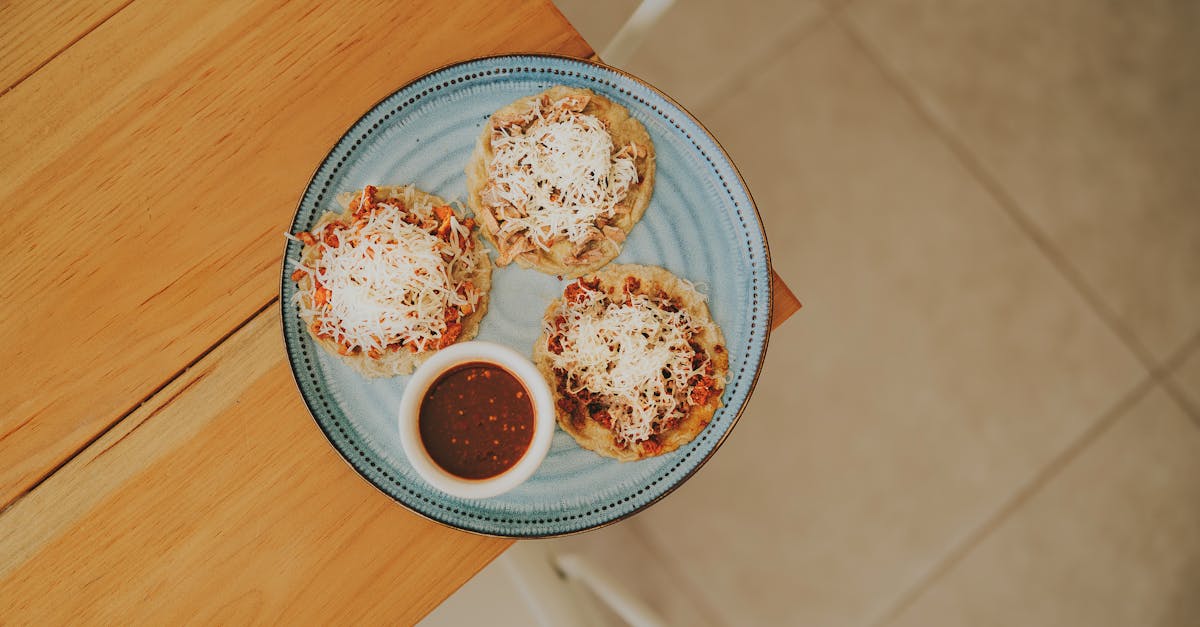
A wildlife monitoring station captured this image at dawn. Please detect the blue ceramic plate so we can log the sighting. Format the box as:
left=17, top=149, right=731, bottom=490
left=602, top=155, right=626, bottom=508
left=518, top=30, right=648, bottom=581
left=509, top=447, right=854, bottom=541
left=281, top=55, right=772, bottom=537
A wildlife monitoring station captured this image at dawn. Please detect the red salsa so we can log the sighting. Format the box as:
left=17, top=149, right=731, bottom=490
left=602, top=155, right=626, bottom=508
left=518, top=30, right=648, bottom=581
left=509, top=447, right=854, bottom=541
left=419, top=362, right=534, bottom=480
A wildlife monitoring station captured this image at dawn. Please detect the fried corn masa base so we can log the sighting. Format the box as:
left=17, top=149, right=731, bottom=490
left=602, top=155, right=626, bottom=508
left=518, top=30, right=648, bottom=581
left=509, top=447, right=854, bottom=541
left=294, top=185, right=493, bottom=378
left=533, top=264, right=728, bottom=461
left=466, top=86, right=656, bottom=278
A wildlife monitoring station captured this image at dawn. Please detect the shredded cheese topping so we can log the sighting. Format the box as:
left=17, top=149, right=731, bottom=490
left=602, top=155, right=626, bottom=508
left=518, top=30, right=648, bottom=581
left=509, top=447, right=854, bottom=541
left=487, top=97, right=639, bottom=249
left=547, top=283, right=713, bottom=445
left=292, top=187, right=484, bottom=355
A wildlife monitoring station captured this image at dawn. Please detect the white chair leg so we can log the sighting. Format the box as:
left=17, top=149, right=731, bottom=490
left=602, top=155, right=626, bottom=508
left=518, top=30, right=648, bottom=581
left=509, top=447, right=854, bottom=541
left=600, top=0, right=677, bottom=66
left=500, top=542, right=602, bottom=627
left=555, top=553, right=669, bottom=627
left=499, top=540, right=671, bottom=627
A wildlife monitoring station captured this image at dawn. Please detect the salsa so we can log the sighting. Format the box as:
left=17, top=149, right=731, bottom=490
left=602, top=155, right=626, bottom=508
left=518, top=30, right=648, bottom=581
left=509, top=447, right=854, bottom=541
left=418, top=362, right=534, bottom=480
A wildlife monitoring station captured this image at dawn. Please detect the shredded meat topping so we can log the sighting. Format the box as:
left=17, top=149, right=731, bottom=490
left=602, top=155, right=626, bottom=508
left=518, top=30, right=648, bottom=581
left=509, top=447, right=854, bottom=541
left=547, top=277, right=721, bottom=451
left=482, top=94, right=643, bottom=266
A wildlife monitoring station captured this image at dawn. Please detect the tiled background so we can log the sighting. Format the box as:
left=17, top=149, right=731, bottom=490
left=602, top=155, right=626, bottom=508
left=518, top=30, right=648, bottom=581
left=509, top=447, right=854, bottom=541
left=424, top=0, right=1200, bottom=624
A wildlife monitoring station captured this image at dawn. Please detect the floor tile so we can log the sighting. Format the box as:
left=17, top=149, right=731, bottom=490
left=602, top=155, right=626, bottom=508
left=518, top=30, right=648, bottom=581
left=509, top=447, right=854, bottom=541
left=419, top=558, right=538, bottom=627
left=620, top=22, right=1144, bottom=626
left=847, top=0, right=1200, bottom=362
left=552, top=0, right=641, bottom=53
left=1169, top=340, right=1200, bottom=416
left=572, top=0, right=827, bottom=111
left=884, top=387, right=1200, bottom=627
left=424, top=521, right=718, bottom=627
left=553, top=522, right=723, bottom=627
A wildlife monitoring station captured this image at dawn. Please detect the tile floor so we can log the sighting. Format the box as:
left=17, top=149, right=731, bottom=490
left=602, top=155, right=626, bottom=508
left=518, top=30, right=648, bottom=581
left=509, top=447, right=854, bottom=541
left=424, top=1, right=1200, bottom=624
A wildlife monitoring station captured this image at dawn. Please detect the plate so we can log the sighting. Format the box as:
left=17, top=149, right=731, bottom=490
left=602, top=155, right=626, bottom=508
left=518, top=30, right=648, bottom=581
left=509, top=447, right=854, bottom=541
left=281, top=54, right=772, bottom=537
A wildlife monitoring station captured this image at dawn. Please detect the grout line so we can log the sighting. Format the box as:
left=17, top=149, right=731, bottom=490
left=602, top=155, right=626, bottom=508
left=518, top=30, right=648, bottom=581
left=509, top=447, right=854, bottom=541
left=1157, top=329, right=1200, bottom=425
left=829, top=9, right=1197, bottom=622
left=0, top=0, right=139, bottom=98
left=1157, top=328, right=1200, bottom=375
left=832, top=0, right=1200, bottom=450
left=625, top=517, right=728, bottom=626
left=832, top=11, right=1162, bottom=377
left=869, top=375, right=1157, bottom=626
left=1161, top=377, right=1200, bottom=428
left=0, top=297, right=278, bottom=515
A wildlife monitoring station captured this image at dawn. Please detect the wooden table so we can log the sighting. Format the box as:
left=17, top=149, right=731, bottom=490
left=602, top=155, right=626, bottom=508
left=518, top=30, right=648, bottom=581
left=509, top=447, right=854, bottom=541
left=0, top=1, right=800, bottom=622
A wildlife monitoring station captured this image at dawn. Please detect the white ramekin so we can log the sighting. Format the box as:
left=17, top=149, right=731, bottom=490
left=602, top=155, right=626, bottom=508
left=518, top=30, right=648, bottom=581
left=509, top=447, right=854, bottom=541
left=398, top=341, right=555, bottom=499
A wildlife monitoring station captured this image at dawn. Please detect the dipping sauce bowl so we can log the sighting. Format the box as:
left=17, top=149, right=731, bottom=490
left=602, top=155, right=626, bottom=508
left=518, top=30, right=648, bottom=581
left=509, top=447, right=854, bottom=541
left=398, top=341, right=554, bottom=499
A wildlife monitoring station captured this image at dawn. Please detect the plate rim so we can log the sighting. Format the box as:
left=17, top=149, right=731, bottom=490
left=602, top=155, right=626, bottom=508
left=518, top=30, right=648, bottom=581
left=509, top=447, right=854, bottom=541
left=278, top=53, right=775, bottom=538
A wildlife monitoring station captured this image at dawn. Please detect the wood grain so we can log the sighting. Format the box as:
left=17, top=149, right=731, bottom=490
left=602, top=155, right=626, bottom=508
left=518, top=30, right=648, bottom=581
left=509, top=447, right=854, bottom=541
left=0, top=0, right=802, bottom=618
left=772, top=271, right=802, bottom=326
left=0, top=0, right=132, bottom=94
left=0, top=0, right=592, bottom=508
left=0, top=303, right=509, bottom=624
left=0, top=282, right=798, bottom=623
